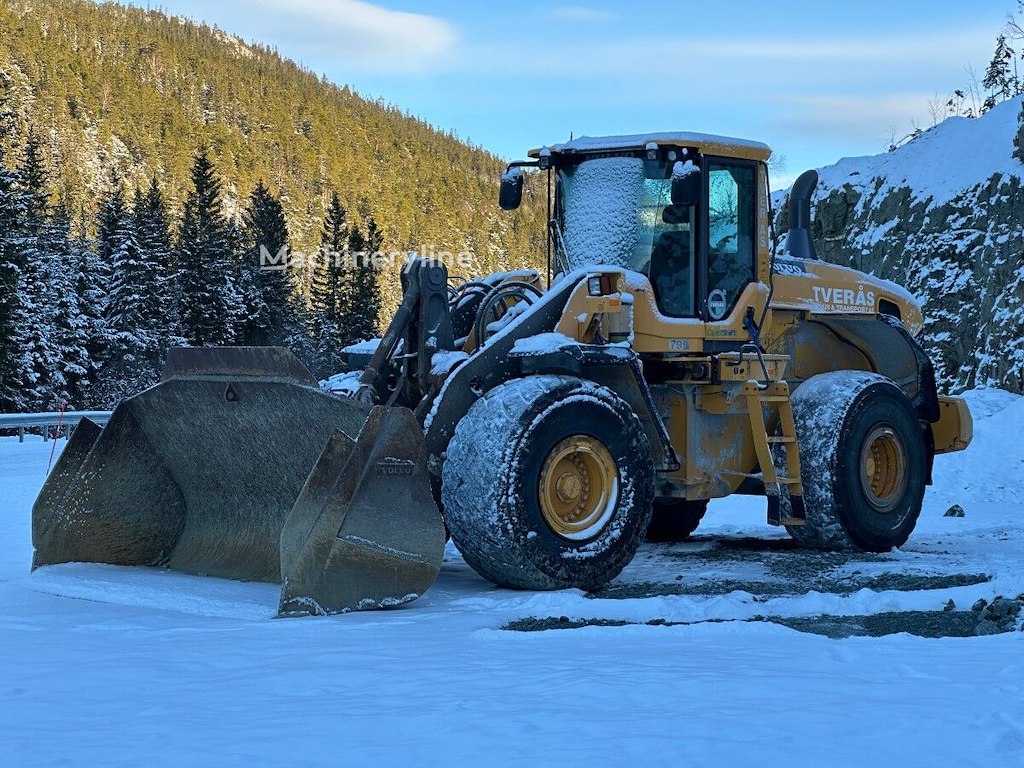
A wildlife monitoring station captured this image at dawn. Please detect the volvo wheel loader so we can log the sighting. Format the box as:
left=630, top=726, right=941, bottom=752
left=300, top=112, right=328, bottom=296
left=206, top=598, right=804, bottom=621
left=32, top=132, right=973, bottom=612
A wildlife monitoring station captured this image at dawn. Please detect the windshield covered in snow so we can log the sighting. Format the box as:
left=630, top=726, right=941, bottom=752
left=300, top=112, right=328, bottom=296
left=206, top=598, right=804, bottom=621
left=557, top=156, right=689, bottom=277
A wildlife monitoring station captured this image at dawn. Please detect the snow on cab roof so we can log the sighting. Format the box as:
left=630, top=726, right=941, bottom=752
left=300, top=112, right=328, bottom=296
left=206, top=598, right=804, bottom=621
left=528, top=132, right=772, bottom=162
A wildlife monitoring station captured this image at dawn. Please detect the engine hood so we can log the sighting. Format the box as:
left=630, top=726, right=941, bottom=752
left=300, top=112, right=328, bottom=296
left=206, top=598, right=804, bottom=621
left=770, top=255, right=924, bottom=335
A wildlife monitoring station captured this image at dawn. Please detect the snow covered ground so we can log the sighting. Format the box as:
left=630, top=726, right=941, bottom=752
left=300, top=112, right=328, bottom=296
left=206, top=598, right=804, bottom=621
left=1, top=389, right=1023, bottom=766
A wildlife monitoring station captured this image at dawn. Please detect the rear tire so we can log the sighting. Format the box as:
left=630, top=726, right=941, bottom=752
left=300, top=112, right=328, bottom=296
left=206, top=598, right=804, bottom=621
left=783, top=371, right=927, bottom=551
left=442, top=375, right=655, bottom=590
left=645, top=499, right=708, bottom=542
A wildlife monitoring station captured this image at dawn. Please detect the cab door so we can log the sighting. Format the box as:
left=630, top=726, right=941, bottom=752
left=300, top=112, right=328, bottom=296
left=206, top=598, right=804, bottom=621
left=701, top=158, right=758, bottom=324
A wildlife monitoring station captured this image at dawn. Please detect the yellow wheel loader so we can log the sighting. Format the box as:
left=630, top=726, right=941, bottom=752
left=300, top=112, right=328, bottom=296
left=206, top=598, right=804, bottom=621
left=32, top=132, right=973, bottom=613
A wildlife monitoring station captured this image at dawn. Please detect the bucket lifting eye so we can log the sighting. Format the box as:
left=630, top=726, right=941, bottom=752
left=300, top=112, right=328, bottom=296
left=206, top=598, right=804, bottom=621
left=224, top=384, right=240, bottom=403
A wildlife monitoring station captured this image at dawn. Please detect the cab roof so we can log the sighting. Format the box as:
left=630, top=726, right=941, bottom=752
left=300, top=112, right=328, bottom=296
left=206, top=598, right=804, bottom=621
left=528, top=131, right=772, bottom=163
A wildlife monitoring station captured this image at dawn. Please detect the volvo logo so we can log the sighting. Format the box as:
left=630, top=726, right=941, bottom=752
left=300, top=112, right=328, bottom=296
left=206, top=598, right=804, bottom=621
left=707, top=289, right=728, bottom=320
left=375, top=458, right=415, bottom=476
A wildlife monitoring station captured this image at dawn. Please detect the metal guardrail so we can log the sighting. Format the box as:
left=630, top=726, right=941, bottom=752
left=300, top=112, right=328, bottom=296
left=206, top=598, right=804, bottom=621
left=0, top=411, right=113, bottom=441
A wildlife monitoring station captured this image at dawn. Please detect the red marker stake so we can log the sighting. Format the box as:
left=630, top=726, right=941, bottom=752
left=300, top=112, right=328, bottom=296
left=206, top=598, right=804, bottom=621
left=46, top=400, right=67, bottom=475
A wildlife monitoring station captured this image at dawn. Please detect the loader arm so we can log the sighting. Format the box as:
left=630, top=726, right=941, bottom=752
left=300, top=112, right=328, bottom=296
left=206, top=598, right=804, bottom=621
left=422, top=273, right=608, bottom=504
left=355, top=259, right=455, bottom=408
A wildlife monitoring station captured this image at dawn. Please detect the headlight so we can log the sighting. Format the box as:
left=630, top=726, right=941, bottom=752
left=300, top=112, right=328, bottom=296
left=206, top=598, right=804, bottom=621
left=587, top=274, right=613, bottom=296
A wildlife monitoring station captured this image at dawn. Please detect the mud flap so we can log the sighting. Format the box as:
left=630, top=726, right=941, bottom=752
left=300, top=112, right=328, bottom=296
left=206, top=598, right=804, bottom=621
left=278, top=407, right=446, bottom=616
left=31, top=347, right=445, bottom=615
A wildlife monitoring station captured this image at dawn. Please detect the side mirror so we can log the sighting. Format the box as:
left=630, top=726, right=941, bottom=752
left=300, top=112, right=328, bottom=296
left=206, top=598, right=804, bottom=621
left=499, top=166, right=524, bottom=210
left=671, top=160, right=701, bottom=207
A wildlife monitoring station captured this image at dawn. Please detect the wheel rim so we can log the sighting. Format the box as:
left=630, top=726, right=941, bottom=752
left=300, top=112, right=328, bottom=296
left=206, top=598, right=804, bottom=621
left=859, top=423, right=908, bottom=514
left=539, top=435, right=619, bottom=541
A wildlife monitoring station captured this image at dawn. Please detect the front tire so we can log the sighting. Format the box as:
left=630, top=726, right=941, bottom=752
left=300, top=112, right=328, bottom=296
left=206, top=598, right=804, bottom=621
left=442, top=375, right=655, bottom=590
left=783, top=371, right=927, bottom=551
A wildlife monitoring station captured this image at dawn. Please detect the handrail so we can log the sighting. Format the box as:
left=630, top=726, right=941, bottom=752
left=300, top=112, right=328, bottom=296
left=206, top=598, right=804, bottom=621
left=0, top=411, right=112, bottom=441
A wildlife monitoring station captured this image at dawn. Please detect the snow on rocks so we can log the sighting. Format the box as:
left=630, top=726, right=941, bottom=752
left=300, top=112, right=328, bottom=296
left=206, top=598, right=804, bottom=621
left=815, top=96, right=1024, bottom=211
left=778, top=96, right=1024, bottom=394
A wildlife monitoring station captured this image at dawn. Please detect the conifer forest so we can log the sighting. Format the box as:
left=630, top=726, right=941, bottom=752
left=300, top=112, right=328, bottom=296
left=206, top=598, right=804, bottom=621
left=0, top=0, right=547, bottom=411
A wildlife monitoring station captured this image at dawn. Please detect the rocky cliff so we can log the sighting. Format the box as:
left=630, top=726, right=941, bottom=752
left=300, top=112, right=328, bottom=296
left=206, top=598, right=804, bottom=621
left=778, top=96, right=1024, bottom=395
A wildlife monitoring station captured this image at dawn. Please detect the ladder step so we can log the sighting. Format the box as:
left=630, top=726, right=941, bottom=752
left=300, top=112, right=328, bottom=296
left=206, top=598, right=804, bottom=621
left=768, top=500, right=806, bottom=527
left=789, top=494, right=807, bottom=521
left=744, top=383, right=804, bottom=529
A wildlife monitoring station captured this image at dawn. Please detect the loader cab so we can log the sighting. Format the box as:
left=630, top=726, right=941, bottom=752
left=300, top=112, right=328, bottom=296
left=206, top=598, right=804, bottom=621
left=539, top=138, right=762, bottom=323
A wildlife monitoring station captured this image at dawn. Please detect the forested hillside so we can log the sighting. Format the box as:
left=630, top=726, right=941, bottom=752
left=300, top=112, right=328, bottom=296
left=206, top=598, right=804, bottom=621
left=0, top=0, right=549, bottom=413
left=0, top=0, right=545, bottom=269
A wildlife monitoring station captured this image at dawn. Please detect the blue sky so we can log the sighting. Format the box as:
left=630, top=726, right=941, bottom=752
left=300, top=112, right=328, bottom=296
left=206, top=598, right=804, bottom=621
left=128, top=0, right=1009, bottom=186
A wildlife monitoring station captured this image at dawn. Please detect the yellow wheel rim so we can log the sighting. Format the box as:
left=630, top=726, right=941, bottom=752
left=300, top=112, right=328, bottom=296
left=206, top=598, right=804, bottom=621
left=859, top=424, right=908, bottom=513
left=538, top=435, right=619, bottom=541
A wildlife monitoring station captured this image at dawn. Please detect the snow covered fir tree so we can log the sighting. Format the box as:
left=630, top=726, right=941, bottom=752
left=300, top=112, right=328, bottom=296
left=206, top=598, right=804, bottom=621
left=0, top=135, right=389, bottom=411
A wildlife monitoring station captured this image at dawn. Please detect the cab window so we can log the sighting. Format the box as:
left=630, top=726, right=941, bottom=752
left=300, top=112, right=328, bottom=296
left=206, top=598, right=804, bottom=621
left=643, top=166, right=695, bottom=318
left=705, top=159, right=756, bottom=321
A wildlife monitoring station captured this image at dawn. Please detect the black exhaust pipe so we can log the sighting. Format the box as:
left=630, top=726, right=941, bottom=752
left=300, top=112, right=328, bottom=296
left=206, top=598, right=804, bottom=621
left=785, top=169, right=819, bottom=261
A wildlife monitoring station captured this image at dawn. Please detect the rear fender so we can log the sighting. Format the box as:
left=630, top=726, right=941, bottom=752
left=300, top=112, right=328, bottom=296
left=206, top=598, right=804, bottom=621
left=810, top=315, right=947, bottom=483
left=813, top=315, right=940, bottom=423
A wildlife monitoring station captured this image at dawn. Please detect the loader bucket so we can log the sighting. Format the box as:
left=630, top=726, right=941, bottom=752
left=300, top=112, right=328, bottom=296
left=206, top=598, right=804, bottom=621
left=279, top=407, right=446, bottom=616
left=31, top=347, right=446, bottom=615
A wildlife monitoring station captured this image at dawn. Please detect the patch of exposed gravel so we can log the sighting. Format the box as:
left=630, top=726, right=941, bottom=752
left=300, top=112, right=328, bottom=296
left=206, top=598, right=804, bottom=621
left=590, top=538, right=990, bottom=600
left=504, top=596, right=1024, bottom=638
left=505, top=538, right=1021, bottom=639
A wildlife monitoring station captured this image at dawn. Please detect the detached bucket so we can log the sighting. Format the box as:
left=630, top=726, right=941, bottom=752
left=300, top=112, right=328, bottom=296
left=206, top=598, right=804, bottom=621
left=31, top=347, right=446, bottom=615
